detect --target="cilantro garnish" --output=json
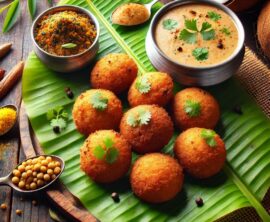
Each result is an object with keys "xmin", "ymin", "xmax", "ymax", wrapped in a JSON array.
[
  {"xmin": 201, "ymin": 129, "xmax": 217, "ymax": 147},
  {"xmin": 93, "ymin": 137, "xmax": 119, "ymax": 164},
  {"xmin": 90, "ymin": 92, "xmax": 108, "ymax": 111},
  {"xmin": 184, "ymin": 100, "xmax": 201, "ymax": 117},
  {"xmin": 127, "ymin": 109, "xmax": 151, "ymax": 127},
  {"xmin": 179, "ymin": 19, "xmax": 215, "ymax": 44},
  {"xmin": 207, "ymin": 11, "xmax": 221, "ymax": 22},
  {"xmin": 46, "ymin": 106, "xmax": 69, "ymax": 133},
  {"xmin": 192, "ymin": 47, "xmax": 209, "ymax": 61},
  {"xmin": 62, "ymin": 43, "xmax": 77, "ymax": 49},
  {"xmin": 220, "ymin": 27, "xmax": 231, "ymax": 36},
  {"xmin": 162, "ymin": 19, "xmax": 178, "ymax": 30},
  {"xmin": 135, "ymin": 75, "xmax": 151, "ymax": 94}
]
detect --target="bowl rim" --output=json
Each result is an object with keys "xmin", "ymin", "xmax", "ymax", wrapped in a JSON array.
[
  {"xmin": 31, "ymin": 5, "xmax": 100, "ymax": 59},
  {"xmin": 148, "ymin": 0, "xmax": 245, "ymax": 70}
]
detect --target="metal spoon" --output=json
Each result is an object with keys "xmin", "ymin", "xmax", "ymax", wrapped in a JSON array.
[
  {"xmin": 0, "ymin": 104, "xmax": 18, "ymax": 136},
  {"xmin": 111, "ymin": 0, "xmax": 159, "ymax": 26},
  {"xmin": 0, "ymin": 155, "xmax": 65, "ymax": 193}
]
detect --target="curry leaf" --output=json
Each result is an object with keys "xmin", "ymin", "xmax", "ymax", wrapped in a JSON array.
[
  {"xmin": 28, "ymin": 0, "xmax": 37, "ymax": 19},
  {"xmin": 2, "ymin": 0, "xmax": 20, "ymax": 33},
  {"xmin": 62, "ymin": 43, "xmax": 77, "ymax": 49}
]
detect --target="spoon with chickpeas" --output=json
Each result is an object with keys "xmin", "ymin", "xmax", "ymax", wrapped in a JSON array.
[{"xmin": 0, "ymin": 155, "xmax": 64, "ymax": 193}]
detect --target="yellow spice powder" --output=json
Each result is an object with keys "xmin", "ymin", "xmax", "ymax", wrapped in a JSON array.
[{"xmin": 0, "ymin": 107, "xmax": 17, "ymax": 135}]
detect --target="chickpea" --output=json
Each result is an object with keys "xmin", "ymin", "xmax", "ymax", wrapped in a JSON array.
[
  {"xmin": 12, "ymin": 177, "xmax": 20, "ymax": 184},
  {"xmin": 48, "ymin": 162, "xmax": 55, "ymax": 169},
  {"xmin": 26, "ymin": 170, "xmax": 33, "ymax": 177},
  {"xmin": 18, "ymin": 181, "xmax": 25, "ymax": 189},
  {"xmin": 13, "ymin": 169, "xmax": 21, "ymax": 177},
  {"xmin": 39, "ymin": 156, "xmax": 45, "ymax": 160},
  {"xmin": 41, "ymin": 160, "xmax": 48, "ymax": 166},
  {"xmin": 37, "ymin": 180, "xmax": 44, "ymax": 187},
  {"xmin": 33, "ymin": 178, "xmax": 37, "ymax": 182},
  {"xmin": 21, "ymin": 172, "xmax": 28, "ymax": 179},
  {"xmin": 34, "ymin": 163, "xmax": 41, "ymax": 171},
  {"xmin": 40, "ymin": 166, "xmax": 47, "ymax": 173},
  {"xmin": 32, "ymin": 159, "xmax": 38, "ymax": 164},
  {"xmin": 25, "ymin": 184, "xmax": 30, "ymax": 190},
  {"xmin": 47, "ymin": 169, "xmax": 54, "ymax": 175},
  {"xmin": 44, "ymin": 174, "xmax": 50, "ymax": 181},
  {"xmin": 32, "ymin": 172, "xmax": 37, "ymax": 177},
  {"xmin": 30, "ymin": 182, "xmax": 37, "ymax": 190},
  {"xmin": 46, "ymin": 156, "xmax": 52, "ymax": 162},
  {"xmin": 26, "ymin": 159, "xmax": 32, "ymax": 165},
  {"xmin": 18, "ymin": 165, "xmax": 25, "ymax": 172},
  {"xmin": 54, "ymin": 167, "xmax": 61, "ymax": 175},
  {"xmin": 16, "ymin": 209, "xmax": 23, "ymax": 215},
  {"xmin": 37, "ymin": 173, "xmax": 44, "ymax": 179},
  {"xmin": 51, "ymin": 174, "xmax": 56, "ymax": 180},
  {"xmin": 0, "ymin": 203, "xmax": 7, "ymax": 210},
  {"xmin": 55, "ymin": 161, "xmax": 61, "ymax": 167},
  {"xmin": 22, "ymin": 162, "xmax": 27, "ymax": 166},
  {"xmin": 25, "ymin": 165, "xmax": 31, "ymax": 171},
  {"xmin": 26, "ymin": 177, "xmax": 33, "ymax": 184}
]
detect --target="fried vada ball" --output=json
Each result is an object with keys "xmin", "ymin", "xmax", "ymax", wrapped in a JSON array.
[
  {"xmin": 172, "ymin": 87, "xmax": 220, "ymax": 130},
  {"xmin": 174, "ymin": 127, "xmax": 226, "ymax": 179},
  {"xmin": 80, "ymin": 130, "xmax": 132, "ymax": 183},
  {"xmin": 120, "ymin": 105, "xmax": 174, "ymax": 154},
  {"xmin": 128, "ymin": 72, "xmax": 174, "ymax": 107},
  {"xmin": 90, "ymin": 53, "xmax": 138, "ymax": 94},
  {"xmin": 130, "ymin": 153, "xmax": 184, "ymax": 203},
  {"xmin": 72, "ymin": 89, "xmax": 122, "ymax": 136}
]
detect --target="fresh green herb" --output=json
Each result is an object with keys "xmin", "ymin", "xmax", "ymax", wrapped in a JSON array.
[
  {"xmin": 184, "ymin": 100, "xmax": 201, "ymax": 117},
  {"xmin": 220, "ymin": 27, "xmax": 231, "ymax": 36},
  {"xmin": 2, "ymin": 0, "xmax": 20, "ymax": 33},
  {"xmin": 27, "ymin": 0, "xmax": 37, "ymax": 19},
  {"xmin": 90, "ymin": 92, "xmax": 108, "ymax": 111},
  {"xmin": 93, "ymin": 137, "xmax": 119, "ymax": 164},
  {"xmin": 179, "ymin": 19, "xmax": 215, "ymax": 44},
  {"xmin": 46, "ymin": 106, "xmax": 69, "ymax": 133},
  {"xmin": 192, "ymin": 47, "xmax": 209, "ymax": 61},
  {"xmin": 201, "ymin": 129, "xmax": 217, "ymax": 147},
  {"xmin": 162, "ymin": 19, "xmax": 178, "ymax": 30},
  {"xmin": 127, "ymin": 109, "xmax": 151, "ymax": 127},
  {"xmin": 62, "ymin": 43, "xmax": 77, "ymax": 49},
  {"xmin": 135, "ymin": 75, "xmax": 151, "ymax": 94},
  {"xmin": 207, "ymin": 11, "xmax": 221, "ymax": 22}
]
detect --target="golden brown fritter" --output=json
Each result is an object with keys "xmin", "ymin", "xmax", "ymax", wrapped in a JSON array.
[
  {"xmin": 174, "ymin": 127, "xmax": 226, "ymax": 179},
  {"xmin": 172, "ymin": 87, "xmax": 220, "ymax": 130},
  {"xmin": 130, "ymin": 153, "xmax": 184, "ymax": 203},
  {"xmin": 120, "ymin": 105, "xmax": 174, "ymax": 154},
  {"xmin": 80, "ymin": 130, "xmax": 132, "ymax": 183},
  {"xmin": 72, "ymin": 89, "xmax": 122, "ymax": 136},
  {"xmin": 90, "ymin": 53, "xmax": 138, "ymax": 94},
  {"xmin": 128, "ymin": 72, "xmax": 174, "ymax": 107}
]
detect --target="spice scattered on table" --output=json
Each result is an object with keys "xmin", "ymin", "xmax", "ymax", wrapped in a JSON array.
[
  {"xmin": 111, "ymin": 192, "xmax": 120, "ymax": 203},
  {"xmin": 12, "ymin": 155, "xmax": 62, "ymax": 190},
  {"xmin": 195, "ymin": 197, "xmax": 204, "ymax": 207},
  {"xmin": 16, "ymin": 209, "xmax": 23, "ymax": 216},
  {"xmin": 0, "ymin": 106, "xmax": 17, "ymax": 135},
  {"xmin": 65, "ymin": 87, "xmax": 74, "ymax": 99},
  {"xmin": 233, "ymin": 105, "xmax": 243, "ymax": 115},
  {"xmin": 0, "ymin": 203, "xmax": 7, "ymax": 210}
]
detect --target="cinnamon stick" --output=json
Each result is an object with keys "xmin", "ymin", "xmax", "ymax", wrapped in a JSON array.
[
  {"xmin": 0, "ymin": 43, "xmax": 12, "ymax": 59},
  {"xmin": 0, "ymin": 61, "xmax": 24, "ymax": 99},
  {"xmin": 0, "ymin": 69, "xmax": 5, "ymax": 81}
]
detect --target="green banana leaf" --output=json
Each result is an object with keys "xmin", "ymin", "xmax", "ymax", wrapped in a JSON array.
[{"xmin": 22, "ymin": 0, "xmax": 270, "ymax": 221}]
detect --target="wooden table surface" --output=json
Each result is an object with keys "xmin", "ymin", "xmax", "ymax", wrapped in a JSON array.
[{"xmin": 0, "ymin": 0, "xmax": 269, "ymax": 222}]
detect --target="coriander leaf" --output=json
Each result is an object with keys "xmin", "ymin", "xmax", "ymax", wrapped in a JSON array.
[
  {"xmin": 201, "ymin": 129, "xmax": 217, "ymax": 147},
  {"xmin": 162, "ymin": 19, "xmax": 178, "ymax": 30},
  {"xmin": 185, "ymin": 19, "xmax": 198, "ymax": 31},
  {"xmin": 220, "ymin": 27, "xmax": 230, "ymax": 36},
  {"xmin": 138, "ymin": 110, "xmax": 151, "ymax": 126},
  {"xmin": 184, "ymin": 100, "xmax": 201, "ymax": 117},
  {"xmin": 93, "ymin": 145, "xmax": 106, "ymax": 160},
  {"xmin": 192, "ymin": 47, "xmax": 209, "ymax": 61},
  {"xmin": 201, "ymin": 22, "xmax": 211, "ymax": 32},
  {"xmin": 179, "ymin": 29, "xmax": 197, "ymax": 44},
  {"xmin": 207, "ymin": 11, "xmax": 221, "ymax": 22},
  {"xmin": 46, "ymin": 109, "xmax": 55, "ymax": 121},
  {"xmin": 104, "ymin": 137, "xmax": 114, "ymax": 149},
  {"xmin": 62, "ymin": 43, "xmax": 77, "ymax": 49},
  {"xmin": 50, "ymin": 118, "xmax": 67, "ymax": 131},
  {"xmin": 201, "ymin": 29, "xmax": 215, "ymax": 40},
  {"xmin": 127, "ymin": 114, "xmax": 138, "ymax": 127},
  {"xmin": 106, "ymin": 147, "xmax": 119, "ymax": 164},
  {"xmin": 60, "ymin": 111, "xmax": 69, "ymax": 120},
  {"xmin": 90, "ymin": 92, "xmax": 108, "ymax": 111},
  {"xmin": 55, "ymin": 106, "xmax": 64, "ymax": 114},
  {"xmin": 135, "ymin": 75, "xmax": 151, "ymax": 94}
]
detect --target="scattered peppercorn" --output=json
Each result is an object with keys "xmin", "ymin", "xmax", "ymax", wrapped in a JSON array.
[
  {"xmin": 0, "ymin": 203, "xmax": 7, "ymax": 210},
  {"xmin": 195, "ymin": 197, "xmax": 204, "ymax": 207},
  {"xmin": 233, "ymin": 105, "xmax": 243, "ymax": 115},
  {"xmin": 0, "ymin": 68, "xmax": 5, "ymax": 81},
  {"xmin": 111, "ymin": 192, "xmax": 120, "ymax": 203},
  {"xmin": 217, "ymin": 40, "xmax": 224, "ymax": 49},
  {"xmin": 16, "ymin": 209, "xmax": 23, "ymax": 216},
  {"xmin": 65, "ymin": 87, "xmax": 74, "ymax": 99},
  {"xmin": 53, "ymin": 126, "xmax": 60, "ymax": 134},
  {"xmin": 189, "ymin": 10, "xmax": 196, "ymax": 16},
  {"xmin": 177, "ymin": 47, "xmax": 183, "ymax": 52}
]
